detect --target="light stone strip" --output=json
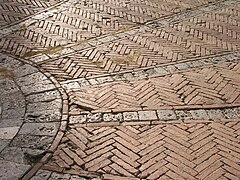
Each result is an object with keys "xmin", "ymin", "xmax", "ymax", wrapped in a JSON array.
[
  {"xmin": 68, "ymin": 106, "xmax": 240, "ymax": 124},
  {"xmin": 60, "ymin": 52, "xmax": 240, "ymax": 90}
]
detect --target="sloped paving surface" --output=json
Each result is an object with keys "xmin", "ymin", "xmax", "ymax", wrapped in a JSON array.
[
  {"xmin": 0, "ymin": 0, "xmax": 240, "ymax": 179},
  {"xmin": 0, "ymin": 0, "xmax": 61, "ymax": 28},
  {"xmin": 37, "ymin": 3, "xmax": 240, "ymax": 80},
  {"xmin": 67, "ymin": 60, "xmax": 240, "ymax": 112}
]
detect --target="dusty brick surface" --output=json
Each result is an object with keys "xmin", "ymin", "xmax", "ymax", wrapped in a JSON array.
[
  {"xmin": 44, "ymin": 120, "xmax": 240, "ymax": 179},
  {"xmin": 1, "ymin": 0, "xmax": 240, "ymax": 179}
]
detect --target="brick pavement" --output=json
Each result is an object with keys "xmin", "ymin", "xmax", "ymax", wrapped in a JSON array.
[
  {"xmin": 43, "ymin": 120, "xmax": 240, "ymax": 180},
  {"xmin": 0, "ymin": 0, "xmax": 240, "ymax": 179}
]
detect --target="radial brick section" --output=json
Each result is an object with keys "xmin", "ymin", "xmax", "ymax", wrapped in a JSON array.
[
  {"xmin": 38, "ymin": 3, "xmax": 240, "ymax": 81},
  {"xmin": 43, "ymin": 120, "xmax": 240, "ymax": 179},
  {"xmin": 66, "ymin": 60, "xmax": 240, "ymax": 112},
  {"xmin": 0, "ymin": 0, "xmax": 59, "ymax": 28},
  {"xmin": 0, "ymin": 0, "xmax": 221, "ymax": 58}
]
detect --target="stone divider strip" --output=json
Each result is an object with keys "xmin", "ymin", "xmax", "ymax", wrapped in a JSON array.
[
  {"xmin": 60, "ymin": 51, "xmax": 240, "ymax": 90},
  {"xmin": 68, "ymin": 105, "xmax": 240, "ymax": 124},
  {"xmin": 68, "ymin": 118, "xmax": 239, "ymax": 128}
]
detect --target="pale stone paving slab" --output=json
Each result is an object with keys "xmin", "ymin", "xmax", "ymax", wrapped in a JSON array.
[
  {"xmin": 0, "ymin": 160, "xmax": 30, "ymax": 180},
  {"xmin": 0, "ymin": 54, "xmax": 62, "ymax": 179}
]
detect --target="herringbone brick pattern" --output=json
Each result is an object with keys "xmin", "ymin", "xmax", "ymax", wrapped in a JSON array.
[
  {"xmin": 44, "ymin": 120, "xmax": 240, "ymax": 179},
  {"xmin": 37, "ymin": 3, "xmax": 240, "ymax": 80},
  {"xmin": 0, "ymin": 0, "xmax": 58, "ymax": 28},
  {"xmin": 0, "ymin": 0, "xmax": 229, "ymax": 58},
  {"xmin": 77, "ymin": 0, "xmax": 219, "ymax": 24},
  {"xmin": 67, "ymin": 60, "xmax": 240, "ymax": 112}
]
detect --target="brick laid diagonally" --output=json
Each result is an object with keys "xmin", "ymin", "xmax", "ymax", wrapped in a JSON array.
[
  {"xmin": 68, "ymin": 60, "xmax": 240, "ymax": 112},
  {"xmin": 0, "ymin": 0, "xmax": 234, "ymax": 59},
  {"xmin": 37, "ymin": 2, "xmax": 240, "ymax": 80},
  {"xmin": 0, "ymin": 0, "xmax": 59, "ymax": 28},
  {"xmin": 44, "ymin": 120, "xmax": 240, "ymax": 179}
]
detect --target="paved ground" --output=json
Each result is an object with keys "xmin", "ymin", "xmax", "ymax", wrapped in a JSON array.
[{"xmin": 0, "ymin": 0, "xmax": 240, "ymax": 179}]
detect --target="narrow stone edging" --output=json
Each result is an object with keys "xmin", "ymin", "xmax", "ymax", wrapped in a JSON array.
[
  {"xmin": 60, "ymin": 51, "xmax": 240, "ymax": 89},
  {"xmin": 67, "ymin": 105, "xmax": 240, "ymax": 125},
  {"xmin": 0, "ymin": 0, "xmax": 70, "ymax": 35},
  {"xmin": 68, "ymin": 118, "xmax": 240, "ymax": 128}
]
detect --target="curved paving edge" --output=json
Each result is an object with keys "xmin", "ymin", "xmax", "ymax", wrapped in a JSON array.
[
  {"xmin": 18, "ymin": 59, "xmax": 69, "ymax": 180},
  {"xmin": 0, "ymin": 54, "xmax": 67, "ymax": 180}
]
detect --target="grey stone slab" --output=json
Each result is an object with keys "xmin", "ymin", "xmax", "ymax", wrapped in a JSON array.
[
  {"xmin": 20, "ymin": 80, "xmax": 56, "ymax": 95},
  {"xmin": 190, "ymin": 109, "xmax": 209, "ymax": 120},
  {"xmin": 0, "ymin": 80, "xmax": 19, "ymax": 94},
  {"xmin": 207, "ymin": 109, "xmax": 225, "ymax": 120},
  {"xmin": 0, "ymin": 139, "xmax": 10, "ymax": 152},
  {"xmin": 87, "ymin": 113, "xmax": 103, "ymax": 122},
  {"xmin": 0, "ymin": 147, "xmax": 45, "ymax": 165},
  {"xmin": 61, "ymin": 81, "xmax": 81, "ymax": 90},
  {"xmin": 15, "ymin": 72, "xmax": 48, "ymax": 86},
  {"xmin": 223, "ymin": 108, "xmax": 239, "ymax": 119},
  {"xmin": 1, "ymin": 107, "xmax": 25, "ymax": 119},
  {"xmin": 123, "ymin": 73, "xmax": 134, "ymax": 80},
  {"xmin": 0, "ymin": 127, "xmax": 20, "ymax": 139},
  {"xmin": 1, "ymin": 94, "xmax": 25, "ymax": 109},
  {"xmin": 69, "ymin": 115, "xmax": 87, "ymax": 124},
  {"xmin": 157, "ymin": 110, "xmax": 177, "ymax": 121},
  {"xmin": 175, "ymin": 110, "xmax": 193, "ymax": 120},
  {"xmin": 123, "ymin": 112, "xmax": 138, "ymax": 121},
  {"xmin": 30, "ymin": 54, "xmax": 50, "ymax": 63},
  {"xmin": 175, "ymin": 63, "xmax": 189, "ymax": 70},
  {"xmin": 103, "ymin": 113, "xmax": 123, "ymax": 122},
  {"xmin": 10, "ymin": 134, "xmax": 54, "ymax": 150},
  {"xmin": 49, "ymin": 172, "xmax": 88, "ymax": 180},
  {"xmin": 0, "ymin": 160, "xmax": 30, "ymax": 180},
  {"xmin": 14, "ymin": 64, "xmax": 38, "ymax": 78},
  {"xmin": 19, "ymin": 122, "xmax": 59, "ymax": 136},
  {"xmin": 30, "ymin": 170, "xmax": 52, "ymax": 180},
  {"xmin": 0, "ymin": 55, "xmax": 22, "ymax": 69},
  {"xmin": 24, "ymin": 110, "xmax": 61, "ymax": 122},
  {"xmin": 0, "ymin": 118, "xmax": 23, "ymax": 128},
  {"xmin": 132, "ymin": 70, "xmax": 148, "ymax": 78},
  {"xmin": 96, "ymin": 76, "xmax": 113, "ymax": 84},
  {"xmin": 153, "ymin": 67, "xmax": 168, "ymax": 75},
  {"xmin": 26, "ymin": 90, "xmax": 60, "ymax": 103},
  {"xmin": 49, "ymin": 172, "xmax": 71, "ymax": 180},
  {"xmin": 138, "ymin": 111, "xmax": 158, "ymax": 120},
  {"xmin": 26, "ymin": 99, "xmax": 62, "ymax": 112}
]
